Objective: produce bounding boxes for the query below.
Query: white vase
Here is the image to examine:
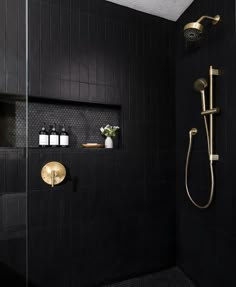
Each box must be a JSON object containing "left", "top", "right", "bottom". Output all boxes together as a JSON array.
[{"left": 105, "top": 136, "right": 113, "bottom": 148}]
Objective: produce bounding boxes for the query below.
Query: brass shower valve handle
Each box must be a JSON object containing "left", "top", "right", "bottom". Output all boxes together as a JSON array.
[
  {"left": 41, "top": 162, "right": 66, "bottom": 188},
  {"left": 51, "top": 170, "right": 55, "bottom": 188}
]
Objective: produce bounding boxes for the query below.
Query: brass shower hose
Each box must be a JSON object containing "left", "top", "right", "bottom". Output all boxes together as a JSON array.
[{"left": 185, "top": 115, "right": 214, "bottom": 209}]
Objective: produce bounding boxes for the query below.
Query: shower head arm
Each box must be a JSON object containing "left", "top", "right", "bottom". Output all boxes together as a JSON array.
[{"left": 196, "top": 15, "right": 220, "bottom": 25}]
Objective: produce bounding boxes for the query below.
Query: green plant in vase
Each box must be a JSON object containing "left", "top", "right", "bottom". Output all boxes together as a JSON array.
[{"left": 100, "top": 125, "right": 120, "bottom": 148}]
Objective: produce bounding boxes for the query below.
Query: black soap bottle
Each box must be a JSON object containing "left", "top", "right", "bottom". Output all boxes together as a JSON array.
[
  {"left": 49, "top": 123, "right": 59, "bottom": 147},
  {"left": 38, "top": 123, "right": 49, "bottom": 147},
  {"left": 60, "top": 124, "right": 69, "bottom": 147}
]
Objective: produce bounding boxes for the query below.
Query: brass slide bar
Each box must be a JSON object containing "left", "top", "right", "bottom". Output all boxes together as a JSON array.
[{"left": 209, "top": 65, "right": 220, "bottom": 161}]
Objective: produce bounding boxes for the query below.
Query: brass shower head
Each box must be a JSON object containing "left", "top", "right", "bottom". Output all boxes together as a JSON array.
[{"left": 184, "top": 15, "right": 220, "bottom": 42}]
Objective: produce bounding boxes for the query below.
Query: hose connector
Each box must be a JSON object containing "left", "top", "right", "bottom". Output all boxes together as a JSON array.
[{"left": 189, "top": 128, "right": 198, "bottom": 136}]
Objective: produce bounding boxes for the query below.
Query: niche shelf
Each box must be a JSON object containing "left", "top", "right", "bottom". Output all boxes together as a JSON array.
[{"left": 0, "top": 96, "right": 122, "bottom": 149}]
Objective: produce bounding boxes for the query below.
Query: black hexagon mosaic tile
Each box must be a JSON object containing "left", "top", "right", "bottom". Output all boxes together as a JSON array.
[{"left": 0, "top": 101, "right": 26, "bottom": 147}]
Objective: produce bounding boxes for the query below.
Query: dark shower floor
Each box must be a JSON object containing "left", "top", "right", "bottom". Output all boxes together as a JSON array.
[{"left": 104, "top": 267, "right": 194, "bottom": 287}]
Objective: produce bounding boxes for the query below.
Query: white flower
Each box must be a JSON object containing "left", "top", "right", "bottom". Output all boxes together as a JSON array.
[{"left": 100, "top": 124, "right": 120, "bottom": 138}]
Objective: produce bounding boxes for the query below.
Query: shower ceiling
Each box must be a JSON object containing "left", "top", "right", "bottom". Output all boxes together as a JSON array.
[{"left": 106, "top": 0, "right": 194, "bottom": 21}]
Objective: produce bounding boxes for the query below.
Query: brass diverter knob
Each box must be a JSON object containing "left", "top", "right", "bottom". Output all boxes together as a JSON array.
[{"left": 41, "top": 162, "right": 66, "bottom": 188}]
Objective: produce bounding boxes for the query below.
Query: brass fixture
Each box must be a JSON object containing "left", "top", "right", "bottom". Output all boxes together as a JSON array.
[
  {"left": 201, "top": 107, "right": 220, "bottom": 116},
  {"left": 185, "top": 65, "right": 220, "bottom": 209},
  {"left": 194, "top": 78, "right": 207, "bottom": 112},
  {"left": 189, "top": 128, "right": 198, "bottom": 136},
  {"left": 41, "top": 161, "right": 66, "bottom": 188},
  {"left": 209, "top": 65, "right": 220, "bottom": 160},
  {"left": 184, "top": 14, "right": 220, "bottom": 41}
]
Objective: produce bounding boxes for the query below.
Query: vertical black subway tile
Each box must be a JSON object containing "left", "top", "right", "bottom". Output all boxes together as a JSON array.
[
  {"left": 28, "top": 150, "right": 41, "bottom": 190},
  {"left": 70, "top": 10, "right": 80, "bottom": 82},
  {"left": 70, "top": 81, "right": 80, "bottom": 101},
  {"left": 0, "top": 0, "right": 6, "bottom": 93},
  {"left": 0, "top": 151, "right": 6, "bottom": 194},
  {"left": 96, "top": 84, "right": 105, "bottom": 104},
  {"left": 60, "top": 0, "right": 71, "bottom": 11},
  {"left": 88, "top": 83, "right": 96, "bottom": 103},
  {"left": 29, "top": 0, "right": 40, "bottom": 97},
  {"left": 41, "top": 2, "right": 50, "bottom": 79},
  {"left": 60, "top": 9, "right": 71, "bottom": 81},
  {"left": 50, "top": 2, "right": 61, "bottom": 79},
  {"left": 18, "top": 0, "right": 26, "bottom": 96},
  {"left": 79, "top": 0, "right": 90, "bottom": 13},
  {"left": 79, "top": 82, "right": 89, "bottom": 102},
  {"left": 61, "top": 80, "right": 71, "bottom": 100},
  {"left": 17, "top": 149, "right": 26, "bottom": 194},
  {"left": 6, "top": 0, "right": 18, "bottom": 94},
  {"left": 5, "top": 150, "right": 18, "bottom": 194}
]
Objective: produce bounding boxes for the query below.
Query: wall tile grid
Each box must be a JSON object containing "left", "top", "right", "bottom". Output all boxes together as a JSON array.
[
  {"left": 27, "top": 0, "right": 176, "bottom": 286},
  {"left": 176, "top": 0, "right": 236, "bottom": 286},
  {"left": 0, "top": 0, "right": 26, "bottom": 96},
  {"left": 0, "top": 148, "right": 26, "bottom": 285},
  {"left": 0, "top": 0, "right": 176, "bottom": 286}
]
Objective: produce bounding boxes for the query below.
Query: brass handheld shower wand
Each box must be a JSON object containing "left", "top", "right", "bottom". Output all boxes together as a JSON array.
[{"left": 185, "top": 66, "right": 220, "bottom": 209}]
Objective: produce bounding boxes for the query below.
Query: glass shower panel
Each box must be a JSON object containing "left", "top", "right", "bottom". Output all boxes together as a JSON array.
[{"left": 0, "top": 0, "right": 28, "bottom": 286}]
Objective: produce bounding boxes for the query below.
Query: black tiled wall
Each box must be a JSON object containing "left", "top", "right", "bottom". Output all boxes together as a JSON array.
[
  {"left": 0, "top": 148, "right": 26, "bottom": 286},
  {"left": 29, "top": 0, "right": 122, "bottom": 105},
  {"left": 28, "top": 0, "right": 176, "bottom": 286},
  {"left": 0, "top": 0, "right": 176, "bottom": 286},
  {"left": 0, "top": 0, "right": 27, "bottom": 274},
  {"left": 0, "top": 0, "right": 26, "bottom": 96},
  {"left": 176, "top": 0, "right": 236, "bottom": 286}
]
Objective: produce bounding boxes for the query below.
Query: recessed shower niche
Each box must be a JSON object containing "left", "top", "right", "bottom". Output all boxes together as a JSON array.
[{"left": 0, "top": 97, "right": 122, "bottom": 148}]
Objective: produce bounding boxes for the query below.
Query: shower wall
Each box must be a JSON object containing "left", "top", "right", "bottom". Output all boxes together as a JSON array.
[
  {"left": 176, "top": 0, "right": 236, "bottom": 286},
  {"left": 0, "top": 0, "right": 27, "bottom": 286},
  {"left": 28, "top": 1, "right": 175, "bottom": 286}
]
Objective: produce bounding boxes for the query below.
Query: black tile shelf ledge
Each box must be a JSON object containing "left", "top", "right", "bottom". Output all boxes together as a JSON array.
[
  {"left": 28, "top": 96, "right": 122, "bottom": 108},
  {"left": 27, "top": 148, "right": 124, "bottom": 155},
  {"left": 103, "top": 267, "right": 195, "bottom": 287},
  {"left": 0, "top": 93, "right": 26, "bottom": 102},
  {"left": 0, "top": 147, "right": 123, "bottom": 152}
]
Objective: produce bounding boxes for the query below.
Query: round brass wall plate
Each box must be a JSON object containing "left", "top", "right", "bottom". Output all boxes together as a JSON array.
[{"left": 41, "top": 161, "right": 66, "bottom": 187}]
